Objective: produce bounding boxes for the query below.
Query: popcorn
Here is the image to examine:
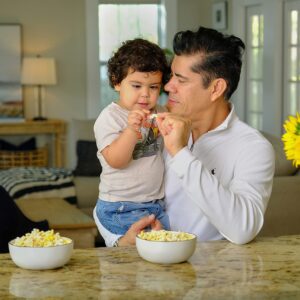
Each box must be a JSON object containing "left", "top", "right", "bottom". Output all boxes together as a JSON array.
[
  {"left": 138, "top": 230, "right": 195, "bottom": 242},
  {"left": 12, "top": 229, "right": 72, "bottom": 247},
  {"left": 148, "top": 113, "right": 158, "bottom": 120}
]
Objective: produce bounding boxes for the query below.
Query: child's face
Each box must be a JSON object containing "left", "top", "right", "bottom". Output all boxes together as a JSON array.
[{"left": 115, "top": 69, "right": 162, "bottom": 111}]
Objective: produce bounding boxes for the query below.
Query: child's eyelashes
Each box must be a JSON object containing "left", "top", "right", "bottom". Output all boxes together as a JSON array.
[
  {"left": 150, "top": 85, "right": 160, "bottom": 90},
  {"left": 131, "top": 84, "right": 160, "bottom": 90}
]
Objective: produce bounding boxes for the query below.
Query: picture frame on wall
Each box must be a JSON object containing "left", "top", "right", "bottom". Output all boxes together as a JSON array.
[
  {"left": 0, "top": 24, "right": 24, "bottom": 122},
  {"left": 212, "top": 1, "right": 227, "bottom": 30}
]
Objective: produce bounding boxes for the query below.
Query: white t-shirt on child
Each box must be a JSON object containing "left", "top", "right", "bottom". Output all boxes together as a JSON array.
[{"left": 94, "top": 102, "right": 165, "bottom": 203}]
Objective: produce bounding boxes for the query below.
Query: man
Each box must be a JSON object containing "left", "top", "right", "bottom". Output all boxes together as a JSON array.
[{"left": 94, "top": 26, "right": 275, "bottom": 246}]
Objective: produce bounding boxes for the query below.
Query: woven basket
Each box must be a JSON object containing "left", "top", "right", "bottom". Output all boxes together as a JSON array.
[{"left": 0, "top": 146, "right": 48, "bottom": 169}]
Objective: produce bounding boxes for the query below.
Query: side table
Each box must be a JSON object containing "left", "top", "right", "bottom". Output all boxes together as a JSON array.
[{"left": 0, "top": 119, "right": 66, "bottom": 167}]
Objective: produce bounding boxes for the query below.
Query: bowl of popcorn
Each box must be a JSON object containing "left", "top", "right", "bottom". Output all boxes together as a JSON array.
[
  {"left": 136, "top": 230, "right": 197, "bottom": 264},
  {"left": 9, "top": 229, "right": 73, "bottom": 270}
]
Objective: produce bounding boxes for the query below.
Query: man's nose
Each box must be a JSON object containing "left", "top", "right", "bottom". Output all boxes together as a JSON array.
[{"left": 164, "top": 78, "right": 174, "bottom": 93}]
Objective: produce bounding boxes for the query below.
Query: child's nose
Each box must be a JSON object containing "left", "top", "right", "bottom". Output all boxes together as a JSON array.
[{"left": 142, "top": 88, "right": 150, "bottom": 98}]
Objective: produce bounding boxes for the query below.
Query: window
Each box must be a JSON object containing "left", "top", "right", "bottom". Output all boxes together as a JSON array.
[
  {"left": 284, "top": 1, "right": 300, "bottom": 119},
  {"left": 232, "top": 0, "right": 300, "bottom": 136},
  {"left": 98, "top": 3, "right": 165, "bottom": 110},
  {"left": 245, "top": 6, "right": 264, "bottom": 130}
]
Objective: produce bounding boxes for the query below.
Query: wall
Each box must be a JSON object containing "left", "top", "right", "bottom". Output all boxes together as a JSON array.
[
  {"left": 0, "top": 0, "right": 87, "bottom": 167},
  {"left": 178, "top": 0, "right": 212, "bottom": 31},
  {"left": 0, "top": 0, "right": 213, "bottom": 120},
  {"left": 0, "top": 0, "right": 213, "bottom": 168},
  {"left": 0, "top": 0, "right": 87, "bottom": 121}
]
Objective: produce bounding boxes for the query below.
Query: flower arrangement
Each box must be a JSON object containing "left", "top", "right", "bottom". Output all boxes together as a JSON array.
[{"left": 282, "top": 112, "right": 300, "bottom": 167}]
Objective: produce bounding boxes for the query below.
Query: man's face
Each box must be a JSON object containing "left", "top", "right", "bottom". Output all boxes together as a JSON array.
[{"left": 164, "top": 54, "right": 213, "bottom": 121}]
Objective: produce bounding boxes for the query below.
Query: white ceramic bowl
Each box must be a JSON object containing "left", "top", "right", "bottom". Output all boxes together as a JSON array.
[
  {"left": 9, "top": 239, "right": 73, "bottom": 270},
  {"left": 136, "top": 231, "right": 197, "bottom": 264}
]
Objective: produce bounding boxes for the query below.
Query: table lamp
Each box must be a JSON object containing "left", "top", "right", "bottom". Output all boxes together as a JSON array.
[{"left": 21, "top": 56, "right": 57, "bottom": 121}]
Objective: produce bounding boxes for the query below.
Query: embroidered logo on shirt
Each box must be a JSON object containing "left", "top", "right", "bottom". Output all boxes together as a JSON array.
[{"left": 211, "top": 168, "right": 216, "bottom": 175}]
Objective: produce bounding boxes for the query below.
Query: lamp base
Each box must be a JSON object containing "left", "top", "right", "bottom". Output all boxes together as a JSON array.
[{"left": 33, "top": 116, "right": 48, "bottom": 121}]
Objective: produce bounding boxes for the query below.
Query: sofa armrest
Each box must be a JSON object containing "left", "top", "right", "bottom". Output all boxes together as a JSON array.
[
  {"left": 74, "top": 176, "right": 99, "bottom": 217},
  {"left": 258, "top": 175, "right": 300, "bottom": 237}
]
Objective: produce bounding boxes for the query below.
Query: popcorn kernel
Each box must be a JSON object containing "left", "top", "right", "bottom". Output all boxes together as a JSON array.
[
  {"left": 138, "top": 230, "right": 195, "bottom": 242},
  {"left": 12, "top": 229, "right": 71, "bottom": 247}
]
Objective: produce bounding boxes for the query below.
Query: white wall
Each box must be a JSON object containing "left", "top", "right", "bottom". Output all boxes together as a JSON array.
[
  {"left": 0, "top": 0, "right": 212, "bottom": 167},
  {"left": 178, "top": 0, "right": 212, "bottom": 30},
  {"left": 0, "top": 0, "right": 88, "bottom": 122},
  {"left": 0, "top": 0, "right": 87, "bottom": 167}
]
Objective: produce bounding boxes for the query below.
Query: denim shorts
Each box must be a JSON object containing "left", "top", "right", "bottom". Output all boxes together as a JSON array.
[{"left": 96, "top": 199, "right": 170, "bottom": 235}]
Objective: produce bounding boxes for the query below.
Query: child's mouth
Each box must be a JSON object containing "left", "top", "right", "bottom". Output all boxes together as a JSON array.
[{"left": 138, "top": 103, "right": 149, "bottom": 108}]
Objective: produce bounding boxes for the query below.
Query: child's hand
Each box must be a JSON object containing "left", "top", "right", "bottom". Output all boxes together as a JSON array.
[{"left": 127, "top": 109, "right": 150, "bottom": 132}]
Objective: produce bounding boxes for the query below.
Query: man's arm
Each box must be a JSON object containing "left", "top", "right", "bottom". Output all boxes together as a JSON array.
[
  {"left": 168, "top": 145, "right": 274, "bottom": 244},
  {"left": 156, "top": 113, "right": 275, "bottom": 245}
]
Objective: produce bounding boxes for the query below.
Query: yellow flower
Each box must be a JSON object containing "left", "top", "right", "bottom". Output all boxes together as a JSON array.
[{"left": 282, "top": 112, "right": 300, "bottom": 167}]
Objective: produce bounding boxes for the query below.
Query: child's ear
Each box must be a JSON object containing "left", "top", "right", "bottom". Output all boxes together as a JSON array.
[{"left": 114, "top": 84, "right": 121, "bottom": 92}]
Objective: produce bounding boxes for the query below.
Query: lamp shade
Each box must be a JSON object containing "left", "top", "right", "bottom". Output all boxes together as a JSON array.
[{"left": 21, "top": 57, "right": 57, "bottom": 85}]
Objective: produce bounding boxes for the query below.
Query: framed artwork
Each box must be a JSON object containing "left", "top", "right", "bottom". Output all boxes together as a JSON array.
[
  {"left": 212, "top": 1, "right": 227, "bottom": 30},
  {"left": 0, "top": 24, "right": 24, "bottom": 122}
]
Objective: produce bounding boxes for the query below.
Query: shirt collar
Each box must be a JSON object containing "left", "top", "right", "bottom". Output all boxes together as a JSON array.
[
  {"left": 187, "top": 103, "right": 238, "bottom": 148},
  {"left": 208, "top": 102, "right": 238, "bottom": 133}
]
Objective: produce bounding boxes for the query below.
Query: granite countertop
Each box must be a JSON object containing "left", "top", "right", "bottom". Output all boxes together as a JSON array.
[{"left": 1, "top": 235, "right": 299, "bottom": 299}]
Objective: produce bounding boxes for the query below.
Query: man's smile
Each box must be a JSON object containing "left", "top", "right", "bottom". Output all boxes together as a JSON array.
[{"left": 167, "top": 97, "right": 179, "bottom": 106}]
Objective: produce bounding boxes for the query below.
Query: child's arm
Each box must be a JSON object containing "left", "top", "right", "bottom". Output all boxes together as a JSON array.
[{"left": 101, "top": 110, "right": 149, "bottom": 169}]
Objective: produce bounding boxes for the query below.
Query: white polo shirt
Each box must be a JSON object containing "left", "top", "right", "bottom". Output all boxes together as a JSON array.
[{"left": 94, "top": 105, "right": 275, "bottom": 246}]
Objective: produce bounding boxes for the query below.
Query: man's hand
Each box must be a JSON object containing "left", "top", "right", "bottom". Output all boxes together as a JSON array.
[
  {"left": 118, "top": 214, "right": 162, "bottom": 246},
  {"left": 156, "top": 113, "right": 191, "bottom": 156}
]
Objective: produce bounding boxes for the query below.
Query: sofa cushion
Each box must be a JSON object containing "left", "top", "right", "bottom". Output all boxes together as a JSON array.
[
  {"left": 258, "top": 176, "right": 300, "bottom": 236},
  {"left": 74, "top": 140, "right": 102, "bottom": 177},
  {"left": 261, "top": 132, "right": 298, "bottom": 176},
  {"left": 71, "top": 119, "right": 96, "bottom": 141},
  {"left": 74, "top": 176, "right": 99, "bottom": 211},
  {"left": 0, "top": 137, "right": 36, "bottom": 151},
  {"left": 0, "top": 167, "right": 77, "bottom": 204}
]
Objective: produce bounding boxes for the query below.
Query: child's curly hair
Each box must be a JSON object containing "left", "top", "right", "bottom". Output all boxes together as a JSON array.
[{"left": 108, "top": 38, "right": 169, "bottom": 88}]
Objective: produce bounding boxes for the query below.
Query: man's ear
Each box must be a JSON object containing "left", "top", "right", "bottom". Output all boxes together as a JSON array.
[{"left": 211, "top": 78, "right": 227, "bottom": 102}]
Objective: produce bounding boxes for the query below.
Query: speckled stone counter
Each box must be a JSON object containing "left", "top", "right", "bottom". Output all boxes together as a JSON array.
[{"left": 1, "top": 235, "right": 299, "bottom": 299}]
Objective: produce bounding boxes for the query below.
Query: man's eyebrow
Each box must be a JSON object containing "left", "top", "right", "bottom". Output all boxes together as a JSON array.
[{"left": 174, "top": 72, "right": 189, "bottom": 80}]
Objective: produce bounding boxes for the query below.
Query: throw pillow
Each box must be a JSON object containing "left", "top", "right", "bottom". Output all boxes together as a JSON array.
[
  {"left": 73, "top": 140, "right": 101, "bottom": 177},
  {"left": 0, "top": 137, "right": 36, "bottom": 151}
]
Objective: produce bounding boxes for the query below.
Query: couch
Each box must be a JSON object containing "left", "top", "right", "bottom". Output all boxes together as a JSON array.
[
  {"left": 70, "top": 119, "right": 300, "bottom": 239},
  {"left": 70, "top": 119, "right": 99, "bottom": 218},
  {"left": 257, "top": 132, "right": 300, "bottom": 237}
]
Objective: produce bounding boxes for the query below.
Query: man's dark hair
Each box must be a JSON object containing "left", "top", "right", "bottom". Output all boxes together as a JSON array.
[
  {"left": 173, "top": 26, "right": 245, "bottom": 100},
  {"left": 108, "top": 38, "right": 169, "bottom": 88}
]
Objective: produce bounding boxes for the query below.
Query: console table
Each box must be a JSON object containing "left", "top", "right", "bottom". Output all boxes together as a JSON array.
[{"left": 0, "top": 119, "right": 66, "bottom": 167}]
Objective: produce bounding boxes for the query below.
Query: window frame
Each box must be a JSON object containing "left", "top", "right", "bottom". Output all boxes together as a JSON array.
[
  {"left": 283, "top": 0, "right": 300, "bottom": 119},
  {"left": 98, "top": 2, "right": 165, "bottom": 111},
  {"left": 85, "top": 0, "right": 177, "bottom": 119},
  {"left": 232, "top": 0, "right": 284, "bottom": 137},
  {"left": 245, "top": 5, "right": 264, "bottom": 130}
]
